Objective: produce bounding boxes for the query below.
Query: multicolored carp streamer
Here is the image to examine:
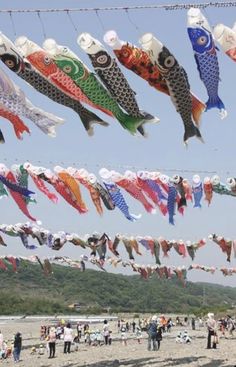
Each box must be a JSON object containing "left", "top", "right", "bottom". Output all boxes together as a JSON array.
[
  {"left": 139, "top": 33, "right": 203, "bottom": 144},
  {"left": 0, "top": 65, "right": 64, "bottom": 138},
  {"left": 187, "top": 8, "right": 227, "bottom": 118},
  {"left": 1, "top": 163, "right": 236, "bottom": 223},
  {"left": 213, "top": 22, "right": 236, "bottom": 63},
  {"left": 1, "top": 221, "right": 236, "bottom": 263}
]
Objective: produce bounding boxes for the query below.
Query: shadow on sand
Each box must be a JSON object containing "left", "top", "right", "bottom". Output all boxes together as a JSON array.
[{"left": 71, "top": 356, "right": 233, "bottom": 367}]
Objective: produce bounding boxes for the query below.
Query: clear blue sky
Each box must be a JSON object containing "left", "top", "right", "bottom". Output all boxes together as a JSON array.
[{"left": 0, "top": 0, "right": 236, "bottom": 286}]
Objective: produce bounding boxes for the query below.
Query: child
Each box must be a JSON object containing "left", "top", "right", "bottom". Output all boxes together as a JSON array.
[
  {"left": 85, "top": 331, "right": 91, "bottom": 345},
  {"left": 135, "top": 326, "right": 142, "bottom": 344},
  {"left": 38, "top": 344, "right": 45, "bottom": 355},
  {"left": 176, "top": 332, "right": 183, "bottom": 343},
  {"left": 183, "top": 330, "right": 191, "bottom": 344},
  {"left": 120, "top": 324, "right": 127, "bottom": 346}
]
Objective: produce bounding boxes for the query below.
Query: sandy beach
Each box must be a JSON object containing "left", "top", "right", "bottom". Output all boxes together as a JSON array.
[{"left": 0, "top": 317, "right": 235, "bottom": 367}]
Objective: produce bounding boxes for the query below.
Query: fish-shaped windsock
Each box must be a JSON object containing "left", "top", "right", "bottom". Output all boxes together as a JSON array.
[
  {"left": 44, "top": 38, "right": 144, "bottom": 135},
  {"left": 104, "top": 30, "right": 205, "bottom": 127},
  {"left": 139, "top": 33, "right": 203, "bottom": 144},
  {"left": 88, "top": 174, "right": 115, "bottom": 211},
  {"left": 227, "top": 177, "right": 236, "bottom": 196},
  {"left": 177, "top": 240, "right": 187, "bottom": 257},
  {"left": 77, "top": 33, "right": 160, "bottom": 136},
  {"left": 0, "top": 102, "right": 30, "bottom": 140},
  {"left": 12, "top": 164, "right": 36, "bottom": 205},
  {"left": 211, "top": 175, "right": 232, "bottom": 196},
  {"left": 192, "top": 174, "right": 203, "bottom": 208},
  {"left": 67, "top": 168, "right": 104, "bottom": 216},
  {"left": 0, "top": 173, "right": 34, "bottom": 197},
  {"left": 54, "top": 166, "right": 88, "bottom": 214},
  {"left": 172, "top": 175, "right": 187, "bottom": 210},
  {"left": 110, "top": 170, "right": 156, "bottom": 214},
  {"left": 158, "top": 237, "right": 172, "bottom": 257},
  {"left": 0, "top": 234, "right": 7, "bottom": 246},
  {"left": 35, "top": 167, "right": 84, "bottom": 213},
  {"left": 136, "top": 171, "right": 167, "bottom": 215},
  {"left": 213, "top": 23, "right": 236, "bottom": 63},
  {"left": 203, "top": 177, "right": 213, "bottom": 205},
  {"left": 209, "top": 234, "right": 232, "bottom": 262},
  {"left": 24, "top": 163, "right": 58, "bottom": 203},
  {"left": 3, "top": 169, "right": 37, "bottom": 222},
  {"left": 15, "top": 37, "right": 112, "bottom": 119},
  {"left": 66, "top": 233, "right": 87, "bottom": 249},
  {"left": 186, "top": 239, "right": 206, "bottom": 260},
  {"left": 167, "top": 183, "right": 177, "bottom": 225},
  {"left": 187, "top": 8, "right": 227, "bottom": 118},
  {"left": 100, "top": 168, "right": 141, "bottom": 221},
  {"left": 0, "top": 181, "right": 8, "bottom": 198},
  {"left": 0, "top": 32, "right": 109, "bottom": 136},
  {"left": 0, "top": 67, "right": 64, "bottom": 136}
]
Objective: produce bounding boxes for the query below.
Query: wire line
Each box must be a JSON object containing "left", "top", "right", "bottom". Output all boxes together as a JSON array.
[{"left": 0, "top": 2, "right": 236, "bottom": 13}]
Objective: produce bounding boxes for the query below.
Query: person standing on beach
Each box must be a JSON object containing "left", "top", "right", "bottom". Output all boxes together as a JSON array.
[
  {"left": 63, "top": 323, "right": 73, "bottom": 354},
  {"left": 206, "top": 313, "right": 217, "bottom": 349},
  {"left": 132, "top": 320, "right": 136, "bottom": 333},
  {"left": 120, "top": 323, "right": 127, "bottom": 346},
  {"left": 13, "top": 332, "right": 22, "bottom": 363},
  {"left": 103, "top": 320, "right": 110, "bottom": 345},
  {"left": 135, "top": 326, "right": 142, "bottom": 344},
  {"left": 0, "top": 331, "right": 3, "bottom": 350},
  {"left": 156, "top": 323, "right": 163, "bottom": 350},
  {"left": 48, "top": 327, "right": 56, "bottom": 359},
  {"left": 147, "top": 316, "right": 158, "bottom": 351}
]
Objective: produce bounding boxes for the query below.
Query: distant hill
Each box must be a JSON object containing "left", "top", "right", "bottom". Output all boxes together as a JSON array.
[{"left": 0, "top": 263, "right": 235, "bottom": 315}]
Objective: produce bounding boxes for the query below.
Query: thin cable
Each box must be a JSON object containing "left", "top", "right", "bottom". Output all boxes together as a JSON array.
[
  {"left": 0, "top": 2, "right": 236, "bottom": 13},
  {"left": 95, "top": 9, "right": 105, "bottom": 31},
  {"left": 67, "top": 10, "right": 78, "bottom": 34},
  {"left": 125, "top": 9, "right": 139, "bottom": 31},
  {"left": 9, "top": 11, "right": 17, "bottom": 36},
  {"left": 37, "top": 11, "right": 47, "bottom": 39},
  {"left": 0, "top": 158, "right": 228, "bottom": 175}
]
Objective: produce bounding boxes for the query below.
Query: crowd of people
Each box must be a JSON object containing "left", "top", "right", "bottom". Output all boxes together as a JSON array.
[
  {"left": 0, "top": 313, "right": 235, "bottom": 362},
  {"left": 0, "top": 331, "right": 22, "bottom": 362}
]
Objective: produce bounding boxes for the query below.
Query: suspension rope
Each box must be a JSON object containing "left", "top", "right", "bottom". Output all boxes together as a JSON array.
[{"left": 0, "top": 2, "right": 235, "bottom": 14}]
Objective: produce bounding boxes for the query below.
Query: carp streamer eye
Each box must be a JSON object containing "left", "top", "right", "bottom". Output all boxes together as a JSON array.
[
  {"left": 5, "top": 59, "right": 15, "bottom": 68},
  {"left": 197, "top": 36, "right": 207, "bottom": 45},
  {"left": 164, "top": 55, "right": 175, "bottom": 68},
  {"left": 63, "top": 65, "right": 72, "bottom": 73},
  {"left": 44, "top": 56, "right": 52, "bottom": 65},
  {"left": 97, "top": 54, "right": 108, "bottom": 64},
  {"left": 62, "top": 47, "right": 69, "bottom": 54},
  {"left": 122, "top": 49, "right": 130, "bottom": 58}
]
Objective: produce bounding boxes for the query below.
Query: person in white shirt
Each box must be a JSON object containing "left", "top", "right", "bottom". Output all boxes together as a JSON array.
[
  {"left": 206, "top": 313, "right": 217, "bottom": 349},
  {"left": 64, "top": 323, "right": 73, "bottom": 354}
]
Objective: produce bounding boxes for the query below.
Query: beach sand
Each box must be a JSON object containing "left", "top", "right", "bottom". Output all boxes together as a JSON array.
[{"left": 0, "top": 318, "right": 235, "bottom": 367}]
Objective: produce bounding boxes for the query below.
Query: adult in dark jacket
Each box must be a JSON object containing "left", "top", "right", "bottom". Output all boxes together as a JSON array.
[
  {"left": 147, "top": 316, "right": 158, "bottom": 351},
  {"left": 13, "top": 332, "right": 22, "bottom": 362}
]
